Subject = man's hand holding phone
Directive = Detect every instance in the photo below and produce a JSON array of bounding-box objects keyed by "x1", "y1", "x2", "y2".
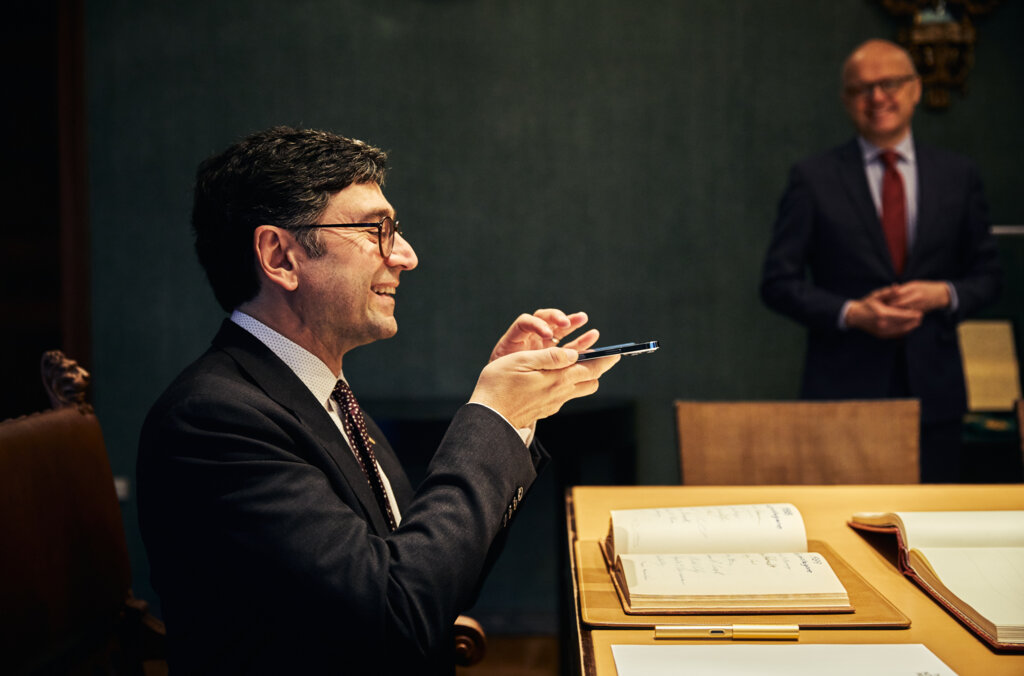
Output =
[
  {"x1": 470, "y1": 345, "x2": 620, "y2": 430},
  {"x1": 473, "y1": 309, "x2": 659, "y2": 430}
]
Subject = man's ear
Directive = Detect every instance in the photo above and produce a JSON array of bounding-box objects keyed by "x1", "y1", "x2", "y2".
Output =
[
  {"x1": 253, "y1": 226, "x2": 301, "y2": 292},
  {"x1": 910, "y1": 76, "x2": 922, "y2": 106}
]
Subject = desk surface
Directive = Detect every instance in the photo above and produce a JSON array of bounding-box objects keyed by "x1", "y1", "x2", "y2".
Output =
[{"x1": 565, "y1": 484, "x2": 1024, "y2": 676}]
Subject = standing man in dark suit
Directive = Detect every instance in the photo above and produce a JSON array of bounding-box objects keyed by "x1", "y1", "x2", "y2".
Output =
[
  {"x1": 760, "y1": 39, "x2": 1002, "y2": 483},
  {"x1": 137, "y1": 126, "x2": 620, "y2": 674}
]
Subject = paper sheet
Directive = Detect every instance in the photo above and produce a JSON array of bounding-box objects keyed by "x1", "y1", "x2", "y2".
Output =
[{"x1": 610, "y1": 643, "x2": 956, "y2": 675}]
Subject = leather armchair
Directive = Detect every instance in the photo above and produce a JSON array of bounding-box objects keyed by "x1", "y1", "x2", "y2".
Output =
[{"x1": 0, "y1": 350, "x2": 166, "y2": 675}]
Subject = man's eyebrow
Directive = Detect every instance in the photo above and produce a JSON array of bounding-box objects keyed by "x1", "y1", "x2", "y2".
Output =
[{"x1": 362, "y1": 208, "x2": 395, "y2": 220}]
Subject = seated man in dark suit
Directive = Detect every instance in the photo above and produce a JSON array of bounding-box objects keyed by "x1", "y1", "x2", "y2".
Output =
[
  {"x1": 137, "y1": 126, "x2": 620, "y2": 674},
  {"x1": 761, "y1": 39, "x2": 1001, "y2": 482}
]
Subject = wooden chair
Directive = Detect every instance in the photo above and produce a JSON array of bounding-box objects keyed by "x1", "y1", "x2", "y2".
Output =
[
  {"x1": 1017, "y1": 399, "x2": 1024, "y2": 474},
  {"x1": 0, "y1": 351, "x2": 166, "y2": 675},
  {"x1": 674, "y1": 399, "x2": 920, "y2": 485},
  {"x1": 957, "y1": 319, "x2": 1021, "y2": 412},
  {"x1": 454, "y1": 615, "x2": 486, "y2": 667}
]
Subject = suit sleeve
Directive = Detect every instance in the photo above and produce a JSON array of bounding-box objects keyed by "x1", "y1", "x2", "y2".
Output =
[
  {"x1": 760, "y1": 164, "x2": 850, "y2": 332},
  {"x1": 945, "y1": 161, "x2": 1002, "y2": 320}
]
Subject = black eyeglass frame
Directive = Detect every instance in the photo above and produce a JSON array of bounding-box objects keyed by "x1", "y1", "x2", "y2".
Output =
[
  {"x1": 283, "y1": 216, "x2": 402, "y2": 258},
  {"x1": 844, "y1": 73, "x2": 918, "y2": 99}
]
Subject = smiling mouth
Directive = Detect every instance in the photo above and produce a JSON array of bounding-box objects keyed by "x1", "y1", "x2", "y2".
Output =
[{"x1": 372, "y1": 286, "x2": 396, "y2": 298}]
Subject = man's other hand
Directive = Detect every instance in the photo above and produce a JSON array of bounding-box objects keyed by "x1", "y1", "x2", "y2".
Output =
[
  {"x1": 872, "y1": 281, "x2": 951, "y2": 313},
  {"x1": 489, "y1": 309, "x2": 599, "y2": 361},
  {"x1": 846, "y1": 295, "x2": 923, "y2": 339}
]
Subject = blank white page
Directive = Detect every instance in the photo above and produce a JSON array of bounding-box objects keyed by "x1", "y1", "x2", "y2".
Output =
[{"x1": 611, "y1": 643, "x2": 956, "y2": 676}]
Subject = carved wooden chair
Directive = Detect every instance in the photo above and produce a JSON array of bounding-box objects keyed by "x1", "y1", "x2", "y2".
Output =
[
  {"x1": 0, "y1": 350, "x2": 166, "y2": 675},
  {"x1": 454, "y1": 615, "x2": 486, "y2": 667},
  {"x1": 675, "y1": 399, "x2": 921, "y2": 485}
]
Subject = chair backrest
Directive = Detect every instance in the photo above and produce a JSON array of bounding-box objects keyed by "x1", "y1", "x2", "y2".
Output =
[
  {"x1": 674, "y1": 399, "x2": 920, "y2": 485},
  {"x1": 1017, "y1": 399, "x2": 1024, "y2": 467},
  {"x1": 0, "y1": 352, "x2": 140, "y2": 674},
  {"x1": 957, "y1": 319, "x2": 1022, "y2": 412}
]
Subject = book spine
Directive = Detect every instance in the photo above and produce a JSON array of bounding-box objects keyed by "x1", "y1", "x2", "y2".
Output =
[{"x1": 846, "y1": 521, "x2": 912, "y2": 572}]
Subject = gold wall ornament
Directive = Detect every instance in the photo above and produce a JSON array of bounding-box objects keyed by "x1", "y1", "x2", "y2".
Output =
[{"x1": 878, "y1": 0, "x2": 1002, "y2": 109}]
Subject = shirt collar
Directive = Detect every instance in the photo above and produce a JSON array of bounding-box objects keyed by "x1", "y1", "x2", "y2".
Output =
[
  {"x1": 230, "y1": 310, "x2": 342, "y2": 409},
  {"x1": 857, "y1": 132, "x2": 916, "y2": 166}
]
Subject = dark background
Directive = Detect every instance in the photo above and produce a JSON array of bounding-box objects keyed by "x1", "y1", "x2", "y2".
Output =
[{"x1": 6, "y1": 0, "x2": 1023, "y2": 636}]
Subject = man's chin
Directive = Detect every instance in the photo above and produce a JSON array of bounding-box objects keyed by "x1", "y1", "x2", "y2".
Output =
[
  {"x1": 376, "y1": 320, "x2": 399, "y2": 341},
  {"x1": 862, "y1": 123, "x2": 906, "y2": 146}
]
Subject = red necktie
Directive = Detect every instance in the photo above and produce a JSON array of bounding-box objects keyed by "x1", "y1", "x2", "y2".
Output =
[
  {"x1": 331, "y1": 380, "x2": 397, "y2": 531},
  {"x1": 880, "y1": 149, "x2": 907, "y2": 275}
]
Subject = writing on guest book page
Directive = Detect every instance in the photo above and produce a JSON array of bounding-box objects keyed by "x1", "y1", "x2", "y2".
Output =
[
  {"x1": 621, "y1": 551, "x2": 843, "y2": 596},
  {"x1": 611, "y1": 503, "x2": 808, "y2": 556}
]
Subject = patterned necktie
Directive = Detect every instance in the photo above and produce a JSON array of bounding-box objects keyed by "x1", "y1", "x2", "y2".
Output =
[
  {"x1": 880, "y1": 149, "x2": 907, "y2": 274},
  {"x1": 331, "y1": 380, "x2": 397, "y2": 531}
]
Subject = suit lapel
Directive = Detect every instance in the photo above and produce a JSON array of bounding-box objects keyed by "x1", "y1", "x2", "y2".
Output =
[
  {"x1": 212, "y1": 321, "x2": 394, "y2": 534},
  {"x1": 907, "y1": 141, "x2": 935, "y2": 277},
  {"x1": 836, "y1": 138, "x2": 897, "y2": 276}
]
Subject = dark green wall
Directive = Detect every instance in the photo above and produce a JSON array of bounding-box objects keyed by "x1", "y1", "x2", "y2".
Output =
[{"x1": 85, "y1": 0, "x2": 1024, "y2": 628}]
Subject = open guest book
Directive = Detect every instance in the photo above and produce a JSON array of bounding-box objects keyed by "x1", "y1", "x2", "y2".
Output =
[
  {"x1": 849, "y1": 510, "x2": 1024, "y2": 650},
  {"x1": 601, "y1": 503, "x2": 852, "y2": 614}
]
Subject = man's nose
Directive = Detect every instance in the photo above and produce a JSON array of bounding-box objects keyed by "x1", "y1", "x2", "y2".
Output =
[{"x1": 387, "y1": 233, "x2": 418, "y2": 270}]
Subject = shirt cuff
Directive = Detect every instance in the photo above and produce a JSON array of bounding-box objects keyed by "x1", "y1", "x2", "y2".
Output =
[
  {"x1": 945, "y1": 281, "x2": 959, "y2": 314},
  {"x1": 838, "y1": 300, "x2": 853, "y2": 330}
]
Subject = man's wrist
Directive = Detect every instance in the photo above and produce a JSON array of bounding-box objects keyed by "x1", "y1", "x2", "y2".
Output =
[{"x1": 466, "y1": 401, "x2": 531, "y2": 446}]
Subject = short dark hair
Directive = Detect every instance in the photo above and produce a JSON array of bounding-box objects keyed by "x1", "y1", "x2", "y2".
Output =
[{"x1": 192, "y1": 126, "x2": 389, "y2": 312}]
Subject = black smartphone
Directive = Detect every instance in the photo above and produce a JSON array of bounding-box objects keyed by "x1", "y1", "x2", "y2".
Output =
[{"x1": 576, "y1": 340, "x2": 660, "y2": 361}]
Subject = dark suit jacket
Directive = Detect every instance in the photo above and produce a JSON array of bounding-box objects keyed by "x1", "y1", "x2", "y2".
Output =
[
  {"x1": 760, "y1": 138, "x2": 1002, "y2": 423},
  {"x1": 137, "y1": 321, "x2": 546, "y2": 674}
]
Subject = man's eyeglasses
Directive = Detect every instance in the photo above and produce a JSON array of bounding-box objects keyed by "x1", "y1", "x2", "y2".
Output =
[
  {"x1": 844, "y1": 74, "x2": 917, "y2": 99},
  {"x1": 284, "y1": 216, "x2": 402, "y2": 258}
]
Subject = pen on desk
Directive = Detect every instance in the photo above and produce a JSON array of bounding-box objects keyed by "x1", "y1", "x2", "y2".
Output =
[{"x1": 654, "y1": 624, "x2": 800, "y2": 640}]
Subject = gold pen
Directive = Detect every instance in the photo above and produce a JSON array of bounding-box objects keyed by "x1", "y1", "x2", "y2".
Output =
[{"x1": 654, "y1": 624, "x2": 800, "y2": 640}]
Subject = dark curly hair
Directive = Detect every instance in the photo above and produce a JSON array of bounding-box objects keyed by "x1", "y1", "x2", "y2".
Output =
[{"x1": 192, "y1": 126, "x2": 389, "y2": 311}]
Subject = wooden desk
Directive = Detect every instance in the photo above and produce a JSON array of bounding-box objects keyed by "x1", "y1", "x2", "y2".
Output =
[{"x1": 565, "y1": 485, "x2": 1024, "y2": 675}]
